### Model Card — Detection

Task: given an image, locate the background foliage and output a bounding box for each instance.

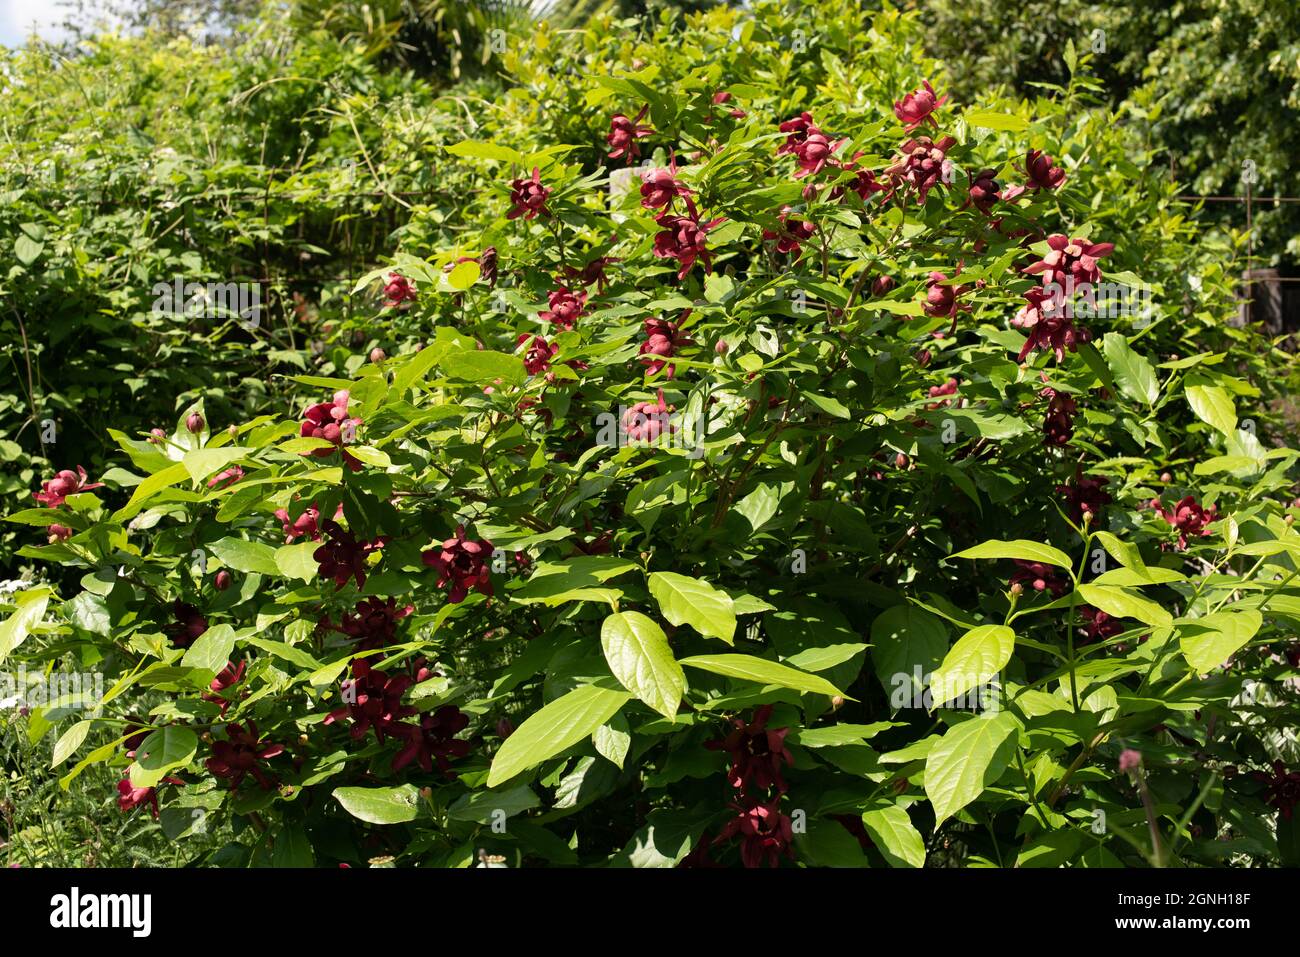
[2,0,1298,868]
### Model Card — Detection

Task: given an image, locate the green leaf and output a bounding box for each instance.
[112,462,190,522]
[14,233,43,265]
[445,140,524,163]
[446,260,481,291]
[964,110,1028,131]
[647,572,736,643]
[1102,332,1159,406]
[447,785,540,823]
[1185,384,1237,435]
[1092,531,1151,578]
[346,445,391,469]
[441,348,526,387]
[924,713,1019,825]
[593,713,631,769]
[333,784,421,824]
[129,727,198,789]
[487,684,632,787]
[733,483,779,532]
[181,623,237,673]
[950,539,1072,569]
[511,556,637,607]
[276,541,320,582]
[1077,583,1173,627]
[272,823,316,867]
[1178,610,1263,674]
[600,611,686,718]
[209,537,281,576]
[182,447,247,484]
[871,605,949,698]
[678,653,847,698]
[0,587,50,665]
[860,805,926,868]
[928,625,1014,706]
[51,720,93,767]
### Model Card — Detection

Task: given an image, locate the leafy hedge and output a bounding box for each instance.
[3,0,1300,868]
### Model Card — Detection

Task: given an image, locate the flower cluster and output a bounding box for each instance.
[314,520,388,590]
[421,525,494,603]
[205,721,284,790]
[702,706,796,868]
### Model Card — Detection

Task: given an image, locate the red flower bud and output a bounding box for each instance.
[186,412,204,434]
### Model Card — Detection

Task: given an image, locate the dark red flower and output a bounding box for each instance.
[652,199,725,280]
[922,271,967,320]
[885,135,956,204]
[507,167,551,220]
[337,597,413,650]
[116,776,183,819]
[1023,149,1066,191]
[325,659,416,742]
[1009,559,1068,597]
[313,520,387,590]
[1012,284,1090,361]
[539,287,587,331]
[704,705,793,795]
[203,660,247,713]
[300,390,363,472]
[893,80,948,130]
[34,466,103,508]
[560,255,620,293]
[275,504,323,543]
[607,105,653,161]
[622,389,674,443]
[776,112,816,156]
[1079,606,1123,644]
[848,163,887,201]
[1040,386,1077,447]
[1024,234,1114,290]
[382,273,417,307]
[639,317,689,379]
[716,798,795,868]
[391,706,471,776]
[793,130,842,179]
[205,721,284,790]
[46,523,73,543]
[964,168,1001,214]
[166,601,208,649]
[640,152,693,212]
[762,205,816,257]
[1057,472,1112,525]
[517,334,558,376]
[1150,495,1217,550]
[1254,760,1300,819]
[422,525,493,604]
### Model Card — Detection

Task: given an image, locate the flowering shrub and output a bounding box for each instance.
[3,0,1300,869]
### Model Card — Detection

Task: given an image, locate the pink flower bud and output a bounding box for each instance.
[186,412,204,434]
[214,570,232,591]
[715,339,729,355]
[370,347,386,363]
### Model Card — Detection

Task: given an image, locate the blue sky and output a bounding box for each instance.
[0,0,72,48]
